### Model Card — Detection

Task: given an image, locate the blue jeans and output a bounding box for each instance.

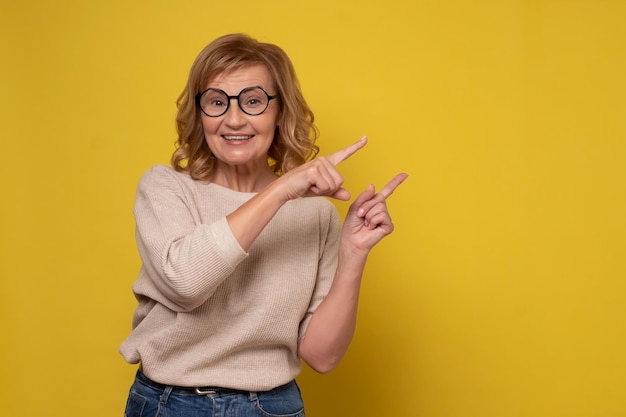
[124,371,306,417]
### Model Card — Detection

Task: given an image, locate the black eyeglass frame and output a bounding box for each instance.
[195,86,278,117]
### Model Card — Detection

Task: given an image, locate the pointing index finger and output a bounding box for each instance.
[326,136,368,166]
[378,173,409,199]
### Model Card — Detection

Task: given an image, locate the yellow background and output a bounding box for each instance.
[1,1,625,416]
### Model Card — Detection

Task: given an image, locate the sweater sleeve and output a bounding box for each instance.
[133,165,248,312]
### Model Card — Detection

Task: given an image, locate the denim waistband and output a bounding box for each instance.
[136,370,247,396]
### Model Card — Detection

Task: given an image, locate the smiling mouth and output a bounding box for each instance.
[223,135,253,141]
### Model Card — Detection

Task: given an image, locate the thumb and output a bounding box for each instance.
[331,188,352,201]
[350,184,376,214]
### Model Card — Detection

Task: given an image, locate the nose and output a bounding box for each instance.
[223,98,247,127]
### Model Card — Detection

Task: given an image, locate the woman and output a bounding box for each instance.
[120,33,407,417]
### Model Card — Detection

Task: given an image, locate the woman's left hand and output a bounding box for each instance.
[299,171,408,372]
[342,173,409,253]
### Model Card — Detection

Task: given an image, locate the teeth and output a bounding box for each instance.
[223,135,252,141]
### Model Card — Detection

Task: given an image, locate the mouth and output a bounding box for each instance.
[222,135,253,141]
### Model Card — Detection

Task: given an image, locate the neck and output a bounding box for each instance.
[210,162,278,193]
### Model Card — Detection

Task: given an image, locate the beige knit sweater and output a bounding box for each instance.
[119,165,341,391]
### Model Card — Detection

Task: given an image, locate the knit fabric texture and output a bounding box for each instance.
[120,165,341,391]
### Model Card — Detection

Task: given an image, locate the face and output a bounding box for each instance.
[200,64,279,174]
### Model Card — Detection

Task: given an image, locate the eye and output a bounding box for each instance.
[241,91,266,108]
[200,89,228,107]
[245,97,262,106]
[209,98,226,107]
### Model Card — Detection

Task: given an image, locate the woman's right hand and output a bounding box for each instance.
[278,136,369,202]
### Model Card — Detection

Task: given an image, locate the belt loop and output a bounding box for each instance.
[160,385,174,405]
[248,391,258,402]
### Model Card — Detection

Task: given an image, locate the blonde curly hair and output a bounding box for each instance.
[172,33,319,180]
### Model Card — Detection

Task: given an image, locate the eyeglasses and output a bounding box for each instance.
[195,86,278,117]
